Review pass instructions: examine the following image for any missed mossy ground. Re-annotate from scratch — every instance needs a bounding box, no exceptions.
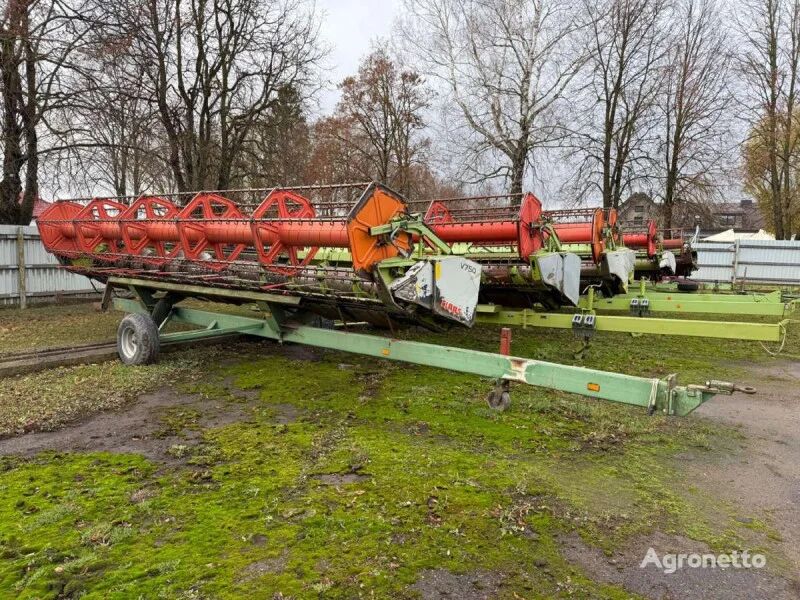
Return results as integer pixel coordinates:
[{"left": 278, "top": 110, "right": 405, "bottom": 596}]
[{"left": 0, "top": 303, "right": 797, "bottom": 598}]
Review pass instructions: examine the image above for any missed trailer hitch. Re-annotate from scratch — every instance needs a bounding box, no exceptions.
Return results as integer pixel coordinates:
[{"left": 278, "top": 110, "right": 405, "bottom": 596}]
[{"left": 652, "top": 375, "right": 757, "bottom": 416}]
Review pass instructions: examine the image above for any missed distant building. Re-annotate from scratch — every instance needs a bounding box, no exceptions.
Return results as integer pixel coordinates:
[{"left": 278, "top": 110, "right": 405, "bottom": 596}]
[
  {"left": 617, "top": 194, "right": 766, "bottom": 235},
  {"left": 617, "top": 193, "right": 660, "bottom": 229},
  {"left": 708, "top": 199, "right": 765, "bottom": 232}
]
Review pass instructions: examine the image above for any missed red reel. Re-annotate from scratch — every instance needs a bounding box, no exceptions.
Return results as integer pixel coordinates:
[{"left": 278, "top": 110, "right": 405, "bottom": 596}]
[
  {"left": 424, "top": 201, "right": 453, "bottom": 225},
  {"left": 606, "top": 208, "right": 621, "bottom": 245},
  {"left": 646, "top": 219, "right": 658, "bottom": 258},
  {"left": 176, "top": 193, "right": 248, "bottom": 271},
  {"left": 251, "top": 189, "right": 317, "bottom": 274},
  {"left": 119, "top": 196, "right": 181, "bottom": 266},
  {"left": 74, "top": 199, "right": 127, "bottom": 262},
  {"left": 590, "top": 208, "right": 606, "bottom": 265}
]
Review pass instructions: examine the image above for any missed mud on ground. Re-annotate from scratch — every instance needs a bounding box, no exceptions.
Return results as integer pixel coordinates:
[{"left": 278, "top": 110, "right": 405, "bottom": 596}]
[{"left": 0, "top": 345, "right": 798, "bottom": 598}]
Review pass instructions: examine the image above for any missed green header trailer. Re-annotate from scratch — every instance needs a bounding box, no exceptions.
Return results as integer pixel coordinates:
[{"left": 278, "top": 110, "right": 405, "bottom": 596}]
[{"left": 37, "top": 182, "right": 748, "bottom": 417}]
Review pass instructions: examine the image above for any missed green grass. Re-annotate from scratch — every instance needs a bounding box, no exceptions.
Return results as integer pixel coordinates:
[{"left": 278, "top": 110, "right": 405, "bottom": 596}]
[
  {"left": 0, "top": 307, "right": 796, "bottom": 598},
  {"left": 0, "top": 352, "right": 215, "bottom": 436},
  {"left": 0, "top": 302, "right": 119, "bottom": 355}
]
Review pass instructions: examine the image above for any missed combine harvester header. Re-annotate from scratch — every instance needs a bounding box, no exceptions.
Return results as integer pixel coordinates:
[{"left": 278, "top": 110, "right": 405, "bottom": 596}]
[
  {"left": 39, "top": 183, "right": 481, "bottom": 328},
  {"left": 37, "top": 182, "right": 743, "bottom": 416},
  {"left": 419, "top": 194, "right": 635, "bottom": 300}
]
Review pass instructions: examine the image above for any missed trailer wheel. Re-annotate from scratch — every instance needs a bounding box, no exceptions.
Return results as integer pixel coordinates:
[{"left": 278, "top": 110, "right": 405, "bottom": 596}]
[
  {"left": 676, "top": 279, "right": 699, "bottom": 292},
  {"left": 117, "top": 313, "right": 160, "bottom": 365}
]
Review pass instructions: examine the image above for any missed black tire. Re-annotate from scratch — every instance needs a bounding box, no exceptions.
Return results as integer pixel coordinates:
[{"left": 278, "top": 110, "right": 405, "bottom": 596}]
[
  {"left": 676, "top": 280, "right": 699, "bottom": 293},
  {"left": 117, "top": 313, "right": 160, "bottom": 365}
]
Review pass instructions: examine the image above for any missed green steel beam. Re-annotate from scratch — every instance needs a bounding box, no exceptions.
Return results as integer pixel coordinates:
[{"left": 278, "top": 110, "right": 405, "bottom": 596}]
[
  {"left": 580, "top": 294, "right": 794, "bottom": 317},
  {"left": 475, "top": 305, "right": 785, "bottom": 342},
  {"left": 648, "top": 283, "right": 788, "bottom": 297},
  {"left": 635, "top": 288, "right": 784, "bottom": 303},
  {"left": 113, "top": 296, "right": 733, "bottom": 416},
  {"left": 107, "top": 276, "right": 302, "bottom": 306}
]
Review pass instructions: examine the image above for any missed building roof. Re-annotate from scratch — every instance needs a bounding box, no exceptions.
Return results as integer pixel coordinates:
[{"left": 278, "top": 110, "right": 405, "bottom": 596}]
[{"left": 703, "top": 228, "right": 775, "bottom": 241}]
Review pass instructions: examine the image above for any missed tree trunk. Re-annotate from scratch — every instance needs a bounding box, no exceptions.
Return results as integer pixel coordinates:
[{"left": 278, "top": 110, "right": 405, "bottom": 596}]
[
  {"left": 663, "top": 124, "right": 681, "bottom": 232},
  {"left": 768, "top": 2, "right": 786, "bottom": 239},
  {"left": 602, "top": 128, "right": 613, "bottom": 209},
  {"left": 663, "top": 149, "right": 676, "bottom": 232},
  {"left": 0, "top": 33, "right": 23, "bottom": 224},
  {"left": 19, "top": 29, "right": 38, "bottom": 226},
  {"left": 509, "top": 135, "right": 528, "bottom": 196}
]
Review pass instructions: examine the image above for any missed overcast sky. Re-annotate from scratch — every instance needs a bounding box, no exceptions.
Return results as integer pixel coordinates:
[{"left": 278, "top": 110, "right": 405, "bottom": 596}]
[{"left": 314, "top": 0, "right": 401, "bottom": 114}]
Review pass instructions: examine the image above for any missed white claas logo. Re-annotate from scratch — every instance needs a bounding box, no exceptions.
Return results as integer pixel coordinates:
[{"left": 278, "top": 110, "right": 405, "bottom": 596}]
[{"left": 439, "top": 298, "right": 463, "bottom": 316}]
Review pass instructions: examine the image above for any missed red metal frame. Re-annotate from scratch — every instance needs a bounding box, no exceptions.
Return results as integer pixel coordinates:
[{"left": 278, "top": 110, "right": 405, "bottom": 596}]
[
  {"left": 37, "top": 201, "right": 83, "bottom": 258},
  {"left": 176, "top": 193, "right": 248, "bottom": 270},
  {"left": 119, "top": 196, "right": 181, "bottom": 266},
  {"left": 251, "top": 189, "right": 322, "bottom": 274},
  {"left": 623, "top": 219, "right": 658, "bottom": 257},
  {"left": 422, "top": 193, "right": 546, "bottom": 260},
  {"left": 74, "top": 199, "right": 127, "bottom": 261},
  {"left": 37, "top": 183, "right": 412, "bottom": 278}
]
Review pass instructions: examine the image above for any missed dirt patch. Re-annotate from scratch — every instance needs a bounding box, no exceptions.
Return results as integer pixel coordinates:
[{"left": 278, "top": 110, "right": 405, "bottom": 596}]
[
  {"left": 560, "top": 531, "right": 799, "bottom": 600},
  {"left": 0, "top": 387, "right": 256, "bottom": 464},
  {"left": 558, "top": 357, "right": 800, "bottom": 598},
  {"left": 279, "top": 343, "right": 322, "bottom": 362},
  {"left": 129, "top": 487, "right": 157, "bottom": 504},
  {"left": 221, "top": 376, "right": 261, "bottom": 402},
  {"left": 269, "top": 403, "right": 301, "bottom": 424},
  {"left": 238, "top": 553, "right": 287, "bottom": 582},
  {"left": 409, "top": 569, "right": 504, "bottom": 600},
  {"left": 691, "top": 359, "right": 800, "bottom": 570},
  {"left": 313, "top": 472, "right": 369, "bottom": 485}
]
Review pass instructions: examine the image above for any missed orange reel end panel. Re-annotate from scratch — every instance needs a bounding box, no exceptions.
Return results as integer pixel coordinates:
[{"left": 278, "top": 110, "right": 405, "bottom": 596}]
[
  {"left": 37, "top": 201, "right": 83, "bottom": 258},
  {"left": 346, "top": 183, "right": 412, "bottom": 276},
  {"left": 646, "top": 219, "right": 658, "bottom": 258},
  {"left": 590, "top": 208, "right": 606, "bottom": 265},
  {"left": 606, "top": 208, "right": 621, "bottom": 245},
  {"left": 518, "top": 192, "right": 544, "bottom": 260}
]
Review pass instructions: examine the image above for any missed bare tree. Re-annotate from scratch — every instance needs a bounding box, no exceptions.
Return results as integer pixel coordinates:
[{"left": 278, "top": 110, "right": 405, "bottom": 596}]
[
  {"left": 92, "top": 0, "right": 323, "bottom": 192},
  {"left": 306, "top": 115, "right": 368, "bottom": 185},
  {"left": 657, "top": 0, "right": 732, "bottom": 230},
  {"left": 401, "top": 0, "right": 588, "bottom": 195},
  {"left": 737, "top": 0, "right": 800, "bottom": 239},
  {"left": 235, "top": 84, "right": 312, "bottom": 187},
  {"left": 60, "top": 55, "right": 173, "bottom": 196},
  {"left": 0, "top": 0, "right": 93, "bottom": 223},
  {"left": 332, "top": 49, "right": 431, "bottom": 195},
  {"left": 572, "top": 0, "right": 669, "bottom": 209}
]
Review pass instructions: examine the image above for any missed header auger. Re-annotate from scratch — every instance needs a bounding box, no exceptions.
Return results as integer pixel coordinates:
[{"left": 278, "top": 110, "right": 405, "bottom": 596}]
[{"left": 37, "top": 181, "right": 741, "bottom": 416}]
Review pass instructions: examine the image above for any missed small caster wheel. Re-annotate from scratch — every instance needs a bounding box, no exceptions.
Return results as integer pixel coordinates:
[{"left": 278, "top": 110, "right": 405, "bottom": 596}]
[
  {"left": 117, "top": 313, "right": 160, "bottom": 365},
  {"left": 486, "top": 381, "right": 511, "bottom": 411}
]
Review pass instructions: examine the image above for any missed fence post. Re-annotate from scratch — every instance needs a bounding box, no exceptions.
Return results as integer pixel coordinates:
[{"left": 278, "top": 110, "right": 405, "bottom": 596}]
[{"left": 16, "top": 226, "right": 26, "bottom": 310}]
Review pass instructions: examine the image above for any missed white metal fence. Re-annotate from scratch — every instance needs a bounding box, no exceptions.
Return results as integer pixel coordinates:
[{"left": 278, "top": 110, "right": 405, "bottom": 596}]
[
  {"left": 0, "top": 225, "right": 100, "bottom": 307},
  {"left": 691, "top": 239, "right": 800, "bottom": 287}
]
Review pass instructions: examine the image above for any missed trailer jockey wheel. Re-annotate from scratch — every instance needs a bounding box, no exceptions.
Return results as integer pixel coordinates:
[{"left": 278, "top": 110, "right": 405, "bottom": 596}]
[
  {"left": 117, "top": 313, "right": 161, "bottom": 365},
  {"left": 486, "top": 380, "right": 511, "bottom": 411}
]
